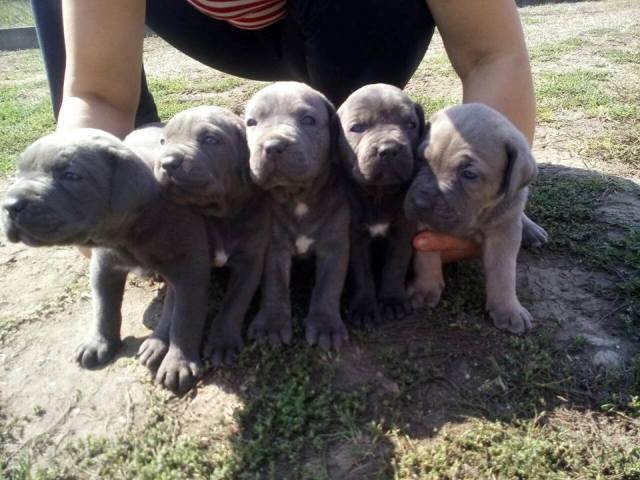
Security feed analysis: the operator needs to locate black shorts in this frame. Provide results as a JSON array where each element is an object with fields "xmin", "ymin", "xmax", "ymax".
[{"xmin": 32, "ymin": 0, "xmax": 436, "ymax": 126}]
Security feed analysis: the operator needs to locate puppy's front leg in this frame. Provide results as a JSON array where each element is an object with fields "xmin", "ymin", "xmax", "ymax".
[
  {"xmin": 138, "ymin": 285, "xmax": 173, "ymax": 371},
  {"xmin": 305, "ymin": 238, "xmax": 349, "ymax": 351},
  {"xmin": 155, "ymin": 260, "xmax": 209, "ymax": 394},
  {"xmin": 345, "ymin": 229, "xmax": 379, "ymax": 328},
  {"xmin": 76, "ymin": 248, "xmax": 126, "ymax": 369},
  {"xmin": 521, "ymin": 213, "xmax": 548, "ymax": 248},
  {"xmin": 248, "ymin": 241, "xmax": 293, "ymax": 346},
  {"xmin": 409, "ymin": 251, "xmax": 445, "ymax": 308},
  {"xmin": 483, "ymin": 218, "xmax": 532, "ymax": 334},
  {"xmin": 378, "ymin": 217, "xmax": 415, "ymax": 321},
  {"xmin": 205, "ymin": 250, "xmax": 264, "ymax": 365}
]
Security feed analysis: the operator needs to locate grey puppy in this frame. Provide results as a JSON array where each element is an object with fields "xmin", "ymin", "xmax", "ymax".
[
  {"xmin": 337, "ymin": 84, "xmax": 424, "ymax": 327},
  {"xmin": 404, "ymin": 104, "xmax": 539, "ymax": 334},
  {"xmin": 244, "ymin": 82, "xmax": 350, "ymax": 350},
  {"xmin": 1, "ymin": 129, "xmax": 210, "ymax": 393},
  {"xmin": 150, "ymin": 106, "xmax": 271, "ymax": 366}
]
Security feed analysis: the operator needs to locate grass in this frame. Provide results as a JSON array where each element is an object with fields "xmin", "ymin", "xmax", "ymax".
[
  {"xmin": 583, "ymin": 123, "xmax": 640, "ymax": 169},
  {"xmin": 529, "ymin": 37, "xmax": 588, "ymax": 62},
  {"xmin": 602, "ymin": 49, "xmax": 640, "ymax": 65},
  {"xmin": 535, "ymin": 70, "xmax": 612, "ymax": 122},
  {"xmin": 0, "ymin": 0, "xmax": 32, "ymax": 28},
  {"xmin": 391, "ymin": 413, "xmax": 640, "ymax": 479},
  {"xmin": 528, "ymin": 174, "xmax": 640, "ymax": 331},
  {"xmin": 21, "ymin": 345, "xmax": 368, "ymax": 479},
  {"xmin": 0, "ymin": 86, "xmax": 55, "ymax": 174}
]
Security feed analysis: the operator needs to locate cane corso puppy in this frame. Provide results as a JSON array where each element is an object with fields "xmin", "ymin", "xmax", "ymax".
[
  {"xmin": 337, "ymin": 83, "xmax": 423, "ymax": 327},
  {"xmin": 1, "ymin": 129, "xmax": 209, "ymax": 393},
  {"xmin": 124, "ymin": 122, "xmax": 165, "ymax": 162},
  {"xmin": 147, "ymin": 106, "xmax": 271, "ymax": 366},
  {"xmin": 404, "ymin": 104, "xmax": 538, "ymax": 334},
  {"xmin": 244, "ymin": 82, "xmax": 350, "ymax": 350}
]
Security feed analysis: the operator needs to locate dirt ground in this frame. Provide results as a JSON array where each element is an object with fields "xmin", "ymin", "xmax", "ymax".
[{"xmin": 1, "ymin": 1, "xmax": 639, "ymax": 477}]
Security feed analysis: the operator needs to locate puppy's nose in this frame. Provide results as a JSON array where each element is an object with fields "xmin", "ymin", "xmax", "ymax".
[
  {"xmin": 411, "ymin": 192, "xmax": 434, "ymax": 210},
  {"xmin": 378, "ymin": 143, "xmax": 400, "ymax": 161},
  {"xmin": 263, "ymin": 139, "xmax": 288, "ymax": 158},
  {"xmin": 161, "ymin": 155, "xmax": 183, "ymax": 172},
  {"xmin": 3, "ymin": 197, "xmax": 28, "ymax": 220}
]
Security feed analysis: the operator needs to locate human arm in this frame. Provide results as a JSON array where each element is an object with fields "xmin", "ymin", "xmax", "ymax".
[
  {"xmin": 416, "ymin": 0, "xmax": 535, "ymax": 260},
  {"xmin": 57, "ymin": 0, "xmax": 146, "ymax": 138},
  {"xmin": 426, "ymin": 0, "xmax": 535, "ymax": 144}
]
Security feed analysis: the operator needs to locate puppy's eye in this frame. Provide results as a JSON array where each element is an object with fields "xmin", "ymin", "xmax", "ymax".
[
  {"xmin": 461, "ymin": 169, "xmax": 479, "ymax": 180},
  {"xmin": 350, "ymin": 123, "xmax": 366, "ymax": 133},
  {"xmin": 406, "ymin": 121, "xmax": 417, "ymax": 129},
  {"xmin": 301, "ymin": 115, "xmax": 316, "ymax": 126},
  {"xmin": 246, "ymin": 118, "xmax": 257, "ymax": 127},
  {"xmin": 160, "ymin": 138, "xmax": 165, "ymax": 146},
  {"xmin": 202, "ymin": 135, "xmax": 220, "ymax": 145},
  {"xmin": 61, "ymin": 171, "xmax": 82, "ymax": 182}
]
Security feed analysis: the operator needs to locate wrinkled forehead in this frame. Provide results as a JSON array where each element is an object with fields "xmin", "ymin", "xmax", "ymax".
[
  {"xmin": 246, "ymin": 85, "xmax": 327, "ymax": 120},
  {"xmin": 166, "ymin": 110, "xmax": 219, "ymax": 136},
  {"xmin": 429, "ymin": 110, "xmax": 505, "ymax": 165},
  {"xmin": 17, "ymin": 138, "xmax": 110, "ymax": 176},
  {"xmin": 340, "ymin": 87, "xmax": 414, "ymax": 121}
]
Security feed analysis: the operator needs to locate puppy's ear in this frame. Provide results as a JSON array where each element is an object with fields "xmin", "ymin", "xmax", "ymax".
[
  {"xmin": 320, "ymin": 94, "xmax": 341, "ymax": 164},
  {"xmin": 499, "ymin": 133, "xmax": 537, "ymax": 199},
  {"xmin": 415, "ymin": 102, "xmax": 426, "ymax": 140},
  {"xmin": 108, "ymin": 144, "xmax": 159, "ymax": 214},
  {"xmin": 235, "ymin": 125, "xmax": 252, "ymax": 185},
  {"xmin": 416, "ymin": 121, "xmax": 431, "ymax": 160}
]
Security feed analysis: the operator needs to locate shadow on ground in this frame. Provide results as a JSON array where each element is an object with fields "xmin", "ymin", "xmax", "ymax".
[{"xmin": 170, "ymin": 163, "xmax": 639, "ymax": 477}]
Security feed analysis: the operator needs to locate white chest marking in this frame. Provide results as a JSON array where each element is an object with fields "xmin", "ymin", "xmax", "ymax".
[
  {"xmin": 368, "ymin": 222, "xmax": 390, "ymax": 238},
  {"xmin": 295, "ymin": 235, "xmax": 314, "ymax": 255},
  {"xmin": 294, "ymin": 202, "xmax": 309, "ymax": 218},
  {"xmin": 213, "ymin": 249, "xmax": 229, "ymax": 267}
]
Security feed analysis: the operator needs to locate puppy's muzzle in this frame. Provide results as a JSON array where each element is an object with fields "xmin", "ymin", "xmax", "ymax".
[
  {"xmin": 252, "ymin": 135, "xmax": 313, "ymax": 187},
  {"xmin": 404, "ymin": 185, "xmax": 435, "ymax": 222},
  {"xmin": 362, "ymin": 141, "xmax": 413, "ymax": 184},
  {"xmin": 2, "ymin": 196, "xmax": 28, "ymax": 220},
  {"xmin": 161, "ymin": 154, "xmax": 183, "ymax": 173},
  {"xmin": 263, "ymin": 138, "xmax": 289, "ymax": 159}
]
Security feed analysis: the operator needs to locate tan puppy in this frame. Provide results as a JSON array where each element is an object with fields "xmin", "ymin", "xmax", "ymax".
[{"xmin": 404, "ymin": 104, "xmax": 537, "ymax": 334}]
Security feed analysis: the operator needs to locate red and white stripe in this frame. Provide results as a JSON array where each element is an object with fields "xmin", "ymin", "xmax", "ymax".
[{"xmin": 186, "ymin": 0, "xmax": 286, "ymax": 30}]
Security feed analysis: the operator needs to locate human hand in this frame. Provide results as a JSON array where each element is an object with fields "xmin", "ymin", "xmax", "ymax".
[{"xmin": 412, "ymin": 230, "xmax": 481, "ymax": 264}]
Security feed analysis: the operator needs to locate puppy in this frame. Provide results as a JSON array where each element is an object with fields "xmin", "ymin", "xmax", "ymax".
[
  {"xmin": 337, "ymin": 84, "xmax": 424, "ymax": 327},
  {"xmin": 124, "ymin": 122, "xmax": 165, "ymax": 162},
  {"xmin": 244, "ymin": 82, "xmax": 350, "ymax": 350},
  {"xmin": 404, "ymin": 104, "xmax": 538, "ymax": 334},
  {"xmin": 1, "ymin": 129, "xmax": 210, "ymax": 393},
  {"xmin": 149, "ymin": 106, "xmax": 271, "ymax": 366}
]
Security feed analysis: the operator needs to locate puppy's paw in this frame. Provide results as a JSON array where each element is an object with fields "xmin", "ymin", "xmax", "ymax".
[
  {"xmin": 408, "ymin": 278, "xmax": 444, "ymax": 308},
  {"xmin": 378, "ymin": 293, "xmax": 413, "ymax": 322},
  {"xmin": 305, "ymin": 312, "xmax": 348, "ymax": 351},
  {"xmin": 155, "ymin": 347, "xmax": 202, "ymax": 394},
  {"xmin": 75, "ymin": 335, "xmax": 121, "ymax": 369},
  {"xmin": 488, "ymin": 302, "xmax": 533, "ymax": 335},
  {"xmin": 137, "ymin": 336, "xmax": 168, "ymax": 371},
  {"xmin": 522, "ymin": 217, "xmax": 548, "ymax": 248},
  {"xmin": 204, "ymin": 330, "xmax": 244, "ymax": 366},
  {"xmin": 345, "ymin": 294, "xmax": 381, "ymax": 330},
  {"xmin": 248, "ymin": 311, "xmax": 292, "ymax": 347}
]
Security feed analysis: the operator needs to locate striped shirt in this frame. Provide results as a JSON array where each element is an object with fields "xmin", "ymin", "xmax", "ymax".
[{"xmin": 185, "ymin": 0, "xmax": 287, "ymax": 30}]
